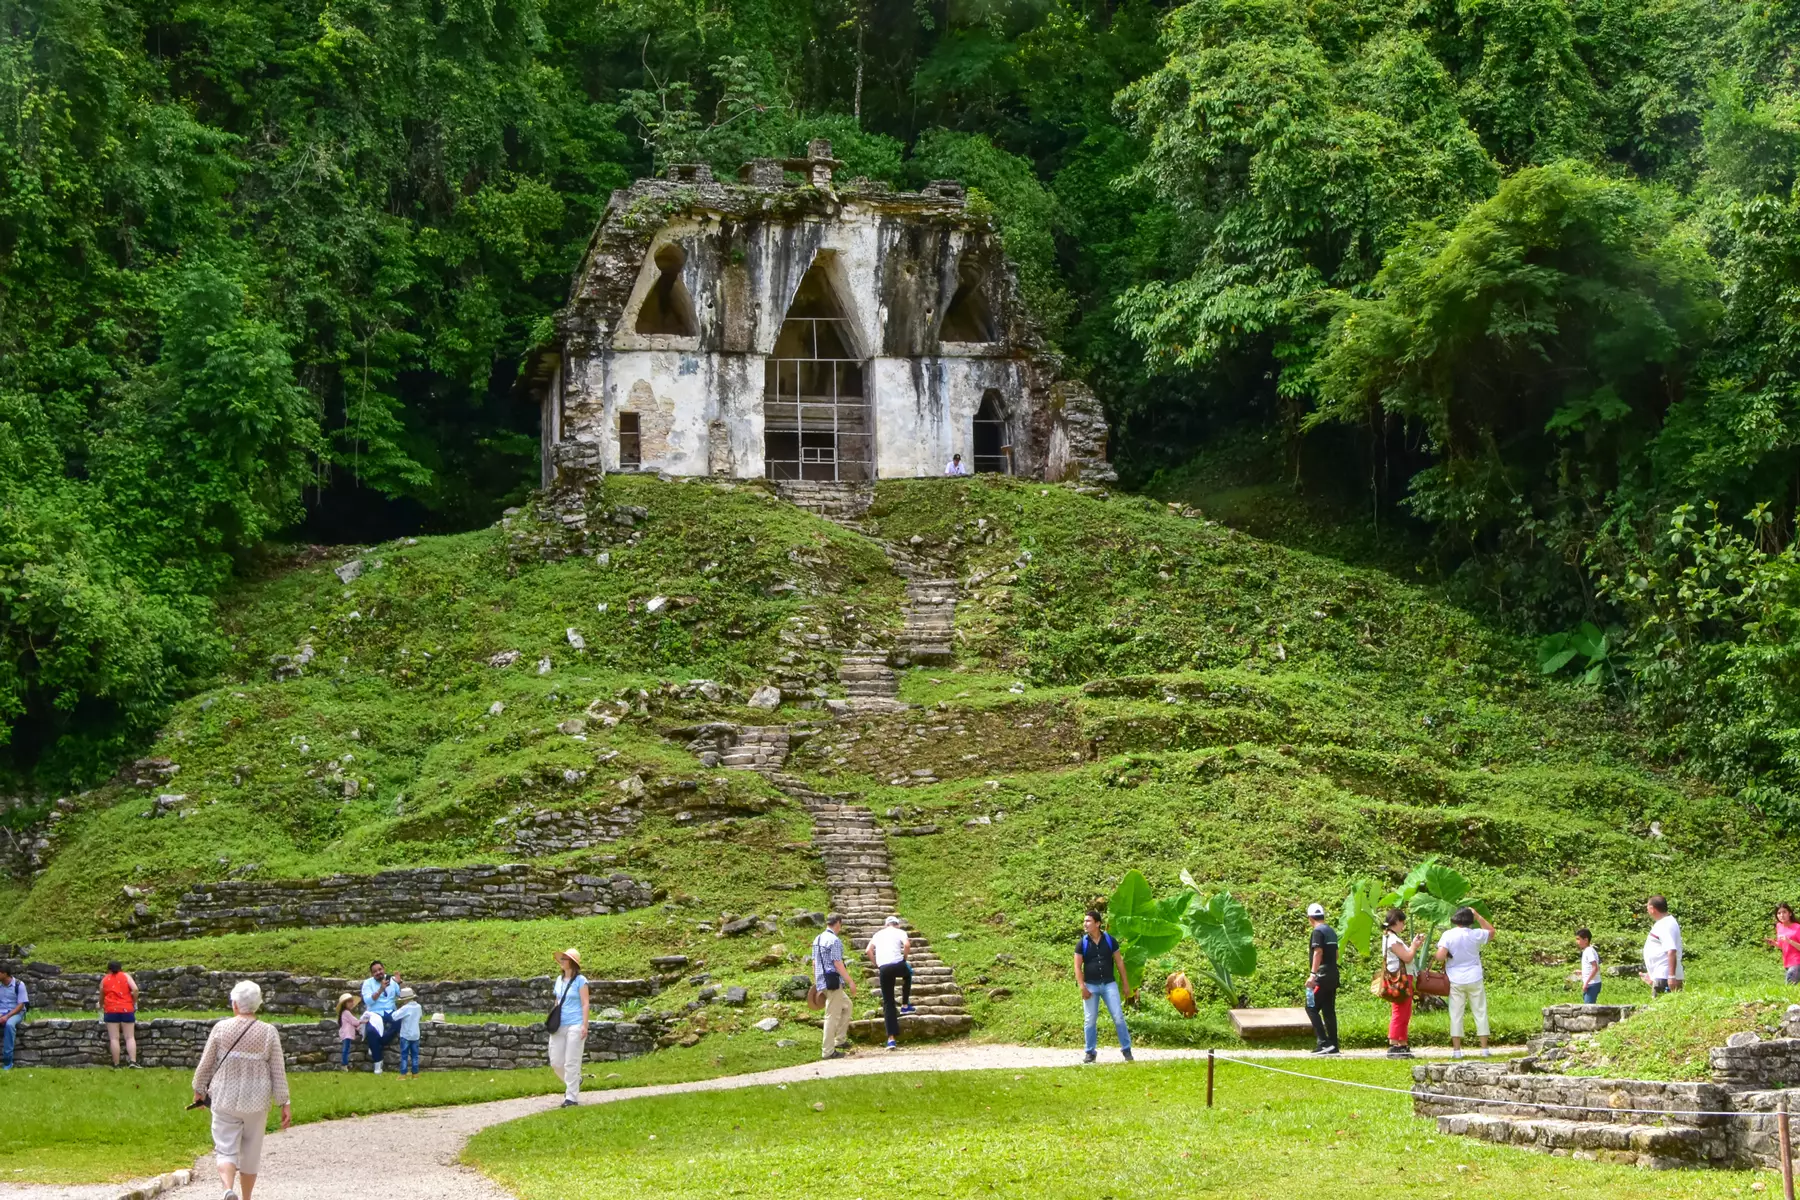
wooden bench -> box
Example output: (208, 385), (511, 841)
(1228, 1007), (1315, 1040)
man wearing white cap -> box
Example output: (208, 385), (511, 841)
(865, 915), (912, 1050)
(548, 948), (590, 1107)
(1304, 903), (1341, 1055)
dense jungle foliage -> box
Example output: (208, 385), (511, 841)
(4, 0), (1800, 819)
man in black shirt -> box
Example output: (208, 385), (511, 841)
(1304, 902), (1341, 1055)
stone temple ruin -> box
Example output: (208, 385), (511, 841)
(521, 141), (1115, 491)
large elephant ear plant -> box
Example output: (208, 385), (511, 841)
(1106, 869), (1185, 991)
(1341, 857), (1488, 961)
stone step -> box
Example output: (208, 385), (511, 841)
(847, 1013), (973, 1042)
(1433, 1113), (1725, 1169)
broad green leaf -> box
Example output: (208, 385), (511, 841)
(1111, 913), (1184, 956)
(1540, 647), (1578, 674)
(1421, 861), (1470, 904)
(1340, 878), (1378, 959)
(1120, 941), (1150, 991)
(1109, 869), (1156, 921)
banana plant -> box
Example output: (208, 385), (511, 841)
(1179, 868), (1258, 1000)
(1341, 857), (1488, 961)
(1105, 869), (1185, 992)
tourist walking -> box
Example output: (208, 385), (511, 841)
(191, 980), (290, 1200)
(360, 960), (401, 1073)
(1768, 903), (1800, 985)
(1577, 928), (1601, 1003)
(546, 948), (589, 1107)
(1303, 902), (1340, 1055)
(812, 913), (857, 1060)
(1075, 909), (1134, 1064)
(393, 987), (423, 1078)
(0, 962), (25, 1070)
(99, 961), (141, 1068)
(865, 915), (912, 1050)
(1435, 906), (1496, 1057)
(1641, 895), (1684, 994)
(335, 993), (361, 1070)
(1380, 909), (1424, 1058)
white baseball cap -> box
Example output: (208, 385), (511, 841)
(885, 915), (904, 927)
(1305, 903), (1327, 918)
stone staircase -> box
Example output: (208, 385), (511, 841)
(775, 480), (874, 529)
(764, 771), (971, 1042)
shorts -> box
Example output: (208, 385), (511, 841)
(210, 1108), (268, 1174)
(1650, 977), (1675, 996)
(103, 1012), (136, 1024)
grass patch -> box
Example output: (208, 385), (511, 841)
(1559, 988), (1795, 1080)
(464, 1059), (1760, 1198)
(0, 1035), (814, 1184)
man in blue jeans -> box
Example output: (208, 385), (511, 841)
(1075, 910), (1134, 1064)
(361, 960), (402, 1074)
(0, 962), (27, 1070)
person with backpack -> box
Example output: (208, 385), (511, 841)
(812, 913), (857, 1060)
(1075, 909), (1134, 1064)
(99, 961), (141, 1068)
(546, 948), (589, 1108)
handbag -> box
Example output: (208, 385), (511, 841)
(188, 1017), (258, 1110)
(1416, 969), (1451, 997)
(1372, 935), (1415, 1002)
(545, 976), (576, 1034)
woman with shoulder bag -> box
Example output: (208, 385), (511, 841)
(191, 980), (290, 1200)
(1377, 909), (1425, 1058)
(545, 948), (590, 1109)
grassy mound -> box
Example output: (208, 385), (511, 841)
(1559, 990), (1795, 1081)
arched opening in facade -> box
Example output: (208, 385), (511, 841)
(635, 244), (698, 336)
(973, 389), (1009, 474)
(763, 261), (870, 481)
(940, 260), (997, 343)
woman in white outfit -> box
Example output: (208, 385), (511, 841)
(191, 980), (291, 1200)
(547, 947), (590, 1108)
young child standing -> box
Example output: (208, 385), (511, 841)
(1577, 928), (1601, 1004)
(393, 986), (424, 1078)
(336, 993), (363, 1070)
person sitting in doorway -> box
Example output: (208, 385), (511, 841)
(944, 454), (969, 476)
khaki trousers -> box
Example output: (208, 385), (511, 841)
(820, 988), (852, 1058)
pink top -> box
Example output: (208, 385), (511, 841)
(1776, 921), (1800, 969)
(338, 1009), (361, 1040)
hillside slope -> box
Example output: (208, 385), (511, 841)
(2, 476), (1785, 1047)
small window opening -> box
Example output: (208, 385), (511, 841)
(618, 411), (642, 468)
(635, 245), (698, 336)
(973, 389), (1008, 474)
(940, 261), (997, 342)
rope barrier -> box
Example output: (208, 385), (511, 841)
(1211, 1053), (1769, 1120)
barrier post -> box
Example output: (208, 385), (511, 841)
(1781, 1095), (1795, 1200)
(1206, 1049), (1215, 1109)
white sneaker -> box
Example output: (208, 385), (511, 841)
(1451, 1050), (1464, 1060)
(373, 1063), (383, 1074)
(1481, 1048), (1492, 1058)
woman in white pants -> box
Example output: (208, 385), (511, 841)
(192, 980), (291, 1200)
(1433, 906), (1497, 1058)
(547, 948), (590, 1108)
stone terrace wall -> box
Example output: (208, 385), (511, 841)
(1726, 1089), (1800, 1170)
(11, 1016), (656, 1071)
(19, 963), (657, 1015)
(1412, 1061), (1732, 1127)
(1711, 1038), (1800, 1091)
(1540, 1003), (1637, 1035)
(130, 863), (656, 939)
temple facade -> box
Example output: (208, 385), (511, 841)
(523, 141), (1114, 489)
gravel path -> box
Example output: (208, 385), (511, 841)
(0, 1043), (1517, 1200)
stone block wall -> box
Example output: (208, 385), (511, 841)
(1725, 1088), (1800, 1169)
(19, 963), (657, 1015)
(10, 1016), (656, 1071)
(1412, 1062), (1731, 1127)
(1710, 1039), (1800, 1091)
(1540, 1003), (1637, 1034)
(129, 863), (656, 939)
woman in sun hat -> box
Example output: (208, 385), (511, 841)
(334, 993), (362, 1071)
(547, 948), (590, 1108)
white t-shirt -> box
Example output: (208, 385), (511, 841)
(1581, 945), (1600, 984)
(1644, 915), (1684, 980)
(1438, 926), (1490, 986)
(1384, 931), (1417, 976)
(867, 926), (910, 967)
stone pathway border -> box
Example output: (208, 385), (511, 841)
(0, 1043), (1524, 1200)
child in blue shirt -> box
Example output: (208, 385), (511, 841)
(393, 987), (424, 1077)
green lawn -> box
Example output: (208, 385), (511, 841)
(465, 1059), (1767, 1199)
(0, 1037), (813, 1184)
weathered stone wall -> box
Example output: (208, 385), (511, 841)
(1710, 1038), (1800, 1091)
(18, 963), (657, 1015)
(1725, 1088), (1800, 1169)
(129, 863), (656, 940)
(1412, 1061), (1731, 1127)
(9, 1016), (656, 1071)
(1540, 1003), (1638, 1035)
